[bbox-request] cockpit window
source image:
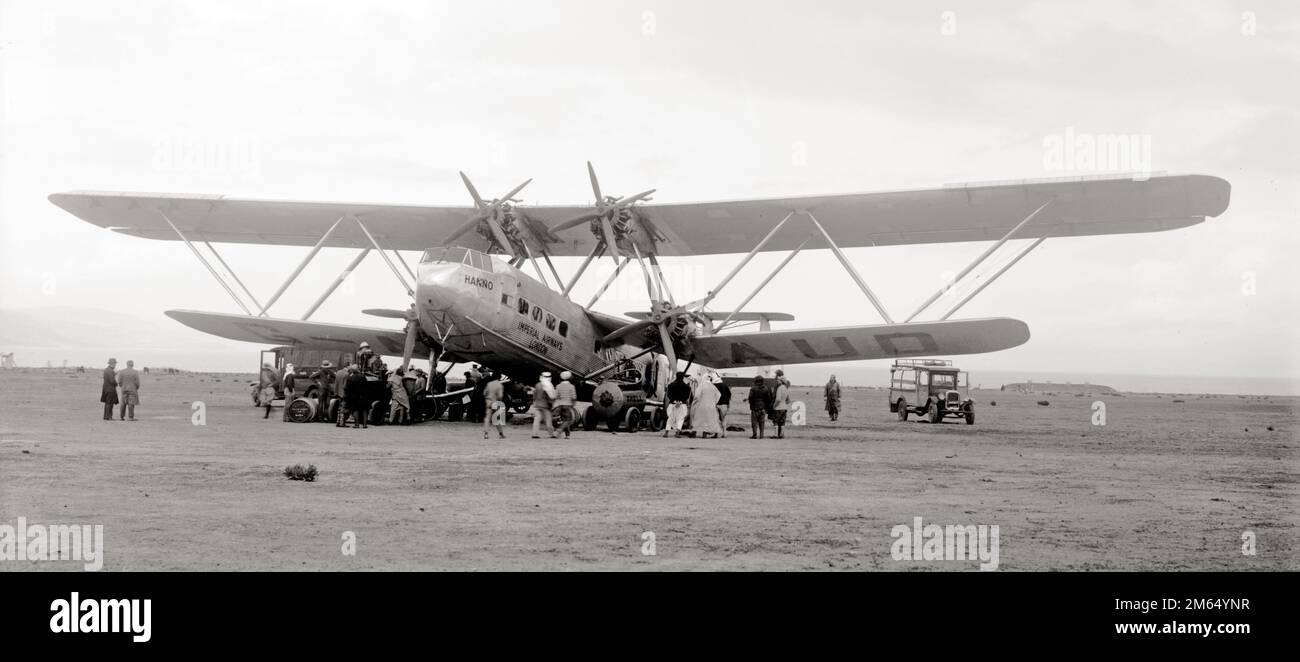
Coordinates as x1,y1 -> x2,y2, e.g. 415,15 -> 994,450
421,247 -> 469,264
461,250 -> 493,273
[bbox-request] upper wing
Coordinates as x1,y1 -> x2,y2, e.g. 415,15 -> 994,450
687,318 -> 1030,369
49,173 -> 1229,255
164,309 -> 449,358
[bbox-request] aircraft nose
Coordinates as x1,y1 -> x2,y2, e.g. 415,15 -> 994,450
415,263 -> 460,311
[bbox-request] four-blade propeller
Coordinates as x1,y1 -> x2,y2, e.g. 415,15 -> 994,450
549,162 -> 655,260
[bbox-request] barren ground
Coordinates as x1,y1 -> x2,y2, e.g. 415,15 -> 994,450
1,369 -> 1295,571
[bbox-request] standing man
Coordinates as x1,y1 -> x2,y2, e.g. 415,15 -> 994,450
713,374 -> 732,438
117,360 -> 141,421
258,364 -> 279,416
745,375 -> 772,439
824,374 -> 842,422
482,371 -> 506,439
771,371 -> 791,439
387,367 -> 411,424
311,360 -> 337,421
688,373 -> 722,438
340,363 -> 369,428
530,372 -> 557,439
282,364 -> 297,421
663,372 -> 692,438
554,371 -> 577,439
100,358 -> 119,421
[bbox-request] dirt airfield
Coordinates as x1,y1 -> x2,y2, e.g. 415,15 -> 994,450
1,368 -> 1295,571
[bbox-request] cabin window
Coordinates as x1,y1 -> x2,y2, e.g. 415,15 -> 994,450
545,313 -> 557,331
517,298 -> 529,315
500,293 -> 511,307
531,306 -> 544,323
558,321 -> 568,337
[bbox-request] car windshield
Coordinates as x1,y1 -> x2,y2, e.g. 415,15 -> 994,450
931,373 -> 957,389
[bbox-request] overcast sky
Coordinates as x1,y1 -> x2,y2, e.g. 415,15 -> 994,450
1,0 -> 1297,383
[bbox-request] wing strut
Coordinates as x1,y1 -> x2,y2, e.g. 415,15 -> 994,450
258,215 -> 344,316
805,210 -> 894,324
352,215 -> 414,296
158,210 -> 253,315
715,234 -> 814,332
301,248 -> 370,320
905,200 -> 1054,322
940,233 -> 1051,320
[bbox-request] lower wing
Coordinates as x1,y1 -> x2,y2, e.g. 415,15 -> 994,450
686,318 -> 1029,368
165,310 -> 445,358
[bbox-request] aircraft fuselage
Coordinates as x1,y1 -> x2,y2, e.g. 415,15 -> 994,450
415,246 -> 638,383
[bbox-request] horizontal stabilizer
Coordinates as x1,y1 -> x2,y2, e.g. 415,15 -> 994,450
165,310 -> 442,358
688,318 -> 1029,369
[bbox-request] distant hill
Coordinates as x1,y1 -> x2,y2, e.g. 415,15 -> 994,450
0,306 -> 235,349
1001,381 -> 1118,395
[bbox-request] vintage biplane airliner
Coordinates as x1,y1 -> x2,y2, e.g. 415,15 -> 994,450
49,167 -> 1230,424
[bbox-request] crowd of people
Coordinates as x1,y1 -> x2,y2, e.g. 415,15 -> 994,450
97,343 -> 847,434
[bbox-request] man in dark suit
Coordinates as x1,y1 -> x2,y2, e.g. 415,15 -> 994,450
100,358 -> 119,420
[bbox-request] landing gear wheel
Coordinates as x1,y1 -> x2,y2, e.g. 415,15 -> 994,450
369,402 -> 385,426
897,399 -> 908,421
623,408 -> 642,433
326,398 -> 340,424
927,400 -> 943,424
583,406 -> 599,431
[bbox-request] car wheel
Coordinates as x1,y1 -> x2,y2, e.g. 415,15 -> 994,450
927,400 -> 943,424
624,408 -> 641,433
897,398 -> 908,421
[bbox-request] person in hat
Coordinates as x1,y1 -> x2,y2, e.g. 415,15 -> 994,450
387,367 -> 411,424
688,372 -> 722,438
530,372 -> 557,439
769,370 -> 791,439
117,360 -> 141,421
259,363 -> 279,419
310,361 -> 337,421
482,371 -> 506,439
554,371 -> 577,438
824,374 -> 842,422
100,358 -> 119,420
663,372 -> 691,437
281,363 -> 298,421
340,362 -> 369,428
745,375 -> 772,439
711,373 -> 732,438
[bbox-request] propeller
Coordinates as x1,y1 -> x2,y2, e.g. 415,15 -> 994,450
363,304 -> 420,371
550,162 -> 655,259
442,173 -> 534,256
